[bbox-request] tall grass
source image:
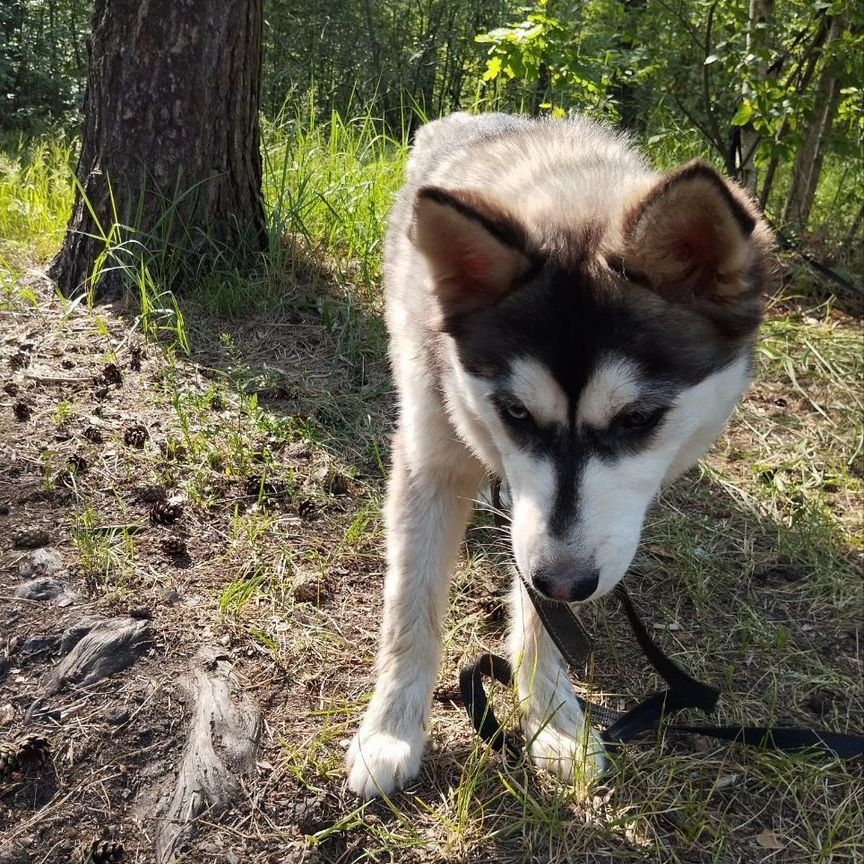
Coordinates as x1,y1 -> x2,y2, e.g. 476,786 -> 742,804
262,105 -> 408,297
0,138 -> 76,261
0,109 -> 408,317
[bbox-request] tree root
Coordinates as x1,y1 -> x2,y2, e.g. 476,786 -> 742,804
43,616 -> 152,694
154,646 -> 262,863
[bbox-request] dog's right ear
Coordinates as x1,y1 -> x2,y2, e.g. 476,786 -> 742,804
411,186 -> 534,325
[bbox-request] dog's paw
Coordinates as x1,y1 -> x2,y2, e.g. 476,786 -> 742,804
346,728 -> 425,798
523,713 -> 607,789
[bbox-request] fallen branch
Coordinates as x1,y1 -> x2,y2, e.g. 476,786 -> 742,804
154,646 -> 262,863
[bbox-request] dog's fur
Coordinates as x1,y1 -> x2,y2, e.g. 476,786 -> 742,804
346,113 -> 777,798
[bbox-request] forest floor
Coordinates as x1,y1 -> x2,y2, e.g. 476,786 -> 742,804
0,259 -> 862,864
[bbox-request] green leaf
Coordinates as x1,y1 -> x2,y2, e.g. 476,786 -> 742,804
482,56 -> 503,82
730,102 -> 754,126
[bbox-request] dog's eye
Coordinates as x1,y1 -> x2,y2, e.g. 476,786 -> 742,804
617,407 -> 665,431
505,402 -> 530,421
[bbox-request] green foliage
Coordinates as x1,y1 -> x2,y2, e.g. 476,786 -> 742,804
0,137 -> 75,260
0,0 -> 90,131
1,0 -> 862,271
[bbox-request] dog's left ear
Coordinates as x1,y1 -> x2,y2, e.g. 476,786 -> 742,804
620,161 -> 766,303
411,186 -> 534,323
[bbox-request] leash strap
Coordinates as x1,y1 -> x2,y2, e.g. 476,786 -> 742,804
462,480 -> 864,762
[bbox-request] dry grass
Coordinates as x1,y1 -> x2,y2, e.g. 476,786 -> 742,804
1,263 -> 861,863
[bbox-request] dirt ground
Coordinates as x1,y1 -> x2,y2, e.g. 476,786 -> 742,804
1,271 -> 862,864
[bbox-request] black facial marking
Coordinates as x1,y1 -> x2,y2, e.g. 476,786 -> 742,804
453,258 -> 756,537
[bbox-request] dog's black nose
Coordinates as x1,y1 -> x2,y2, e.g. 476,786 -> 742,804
532,564 -> 599,603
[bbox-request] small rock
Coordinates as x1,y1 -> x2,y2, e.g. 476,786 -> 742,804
103,707 -> 130,726
14,578 -> 64,602
18,547 -> 63,578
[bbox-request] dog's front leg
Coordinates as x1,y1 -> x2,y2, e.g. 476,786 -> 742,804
510,575 -> 607,788
347,437 -> 481,798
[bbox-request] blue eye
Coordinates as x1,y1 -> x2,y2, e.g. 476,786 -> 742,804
505,402 -> 530,421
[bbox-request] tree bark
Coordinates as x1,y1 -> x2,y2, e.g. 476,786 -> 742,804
49,0 -> 266,298
614,0 -> 647,133
782,15 -> 846,231
738,0 -> 775,193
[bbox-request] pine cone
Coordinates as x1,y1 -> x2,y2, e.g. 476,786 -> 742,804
160,535 -> 188,557
12,526 -> 50,549
16,734 -> 50,769
68,454 -> 88,474
0,740 -> 18,778
245,475 -> 286,500
75,839 -> 125,864
3,381 -> 19,396
160,440 -> 187,461
297,499 -> 317,520
13,401 -> 31,421
62,358 -> 76,370
83,425 -> 104,444
101,363 -> 122,386
123,424 -> 148,448
137,483 -> 167,504
8,350 -> 30,370
0,734 -> 50,778
150,497 -> 183,525
129,346 -> 144,372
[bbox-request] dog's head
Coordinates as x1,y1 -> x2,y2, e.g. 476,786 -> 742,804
411,162 -> 776,603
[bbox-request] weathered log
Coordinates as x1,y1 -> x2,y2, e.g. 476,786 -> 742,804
42,617 -> 152,694
154,646 -> 261,863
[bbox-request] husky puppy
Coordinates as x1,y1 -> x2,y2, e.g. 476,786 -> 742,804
346,113 -> 776,798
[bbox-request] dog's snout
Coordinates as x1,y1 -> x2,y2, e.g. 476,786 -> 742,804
531,561 -> 599,603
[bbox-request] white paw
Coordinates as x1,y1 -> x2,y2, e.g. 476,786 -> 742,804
346,728 -> 425,798
523,712 -> 607,789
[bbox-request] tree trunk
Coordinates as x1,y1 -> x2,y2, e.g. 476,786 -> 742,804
49,0 -> 265,298
614,0 -> 648,133
781,15 -> 845,231
757,17 -> 829,208
738,0 -> 775,193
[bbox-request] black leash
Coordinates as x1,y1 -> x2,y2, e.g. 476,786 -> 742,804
460,480 -> 864,765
